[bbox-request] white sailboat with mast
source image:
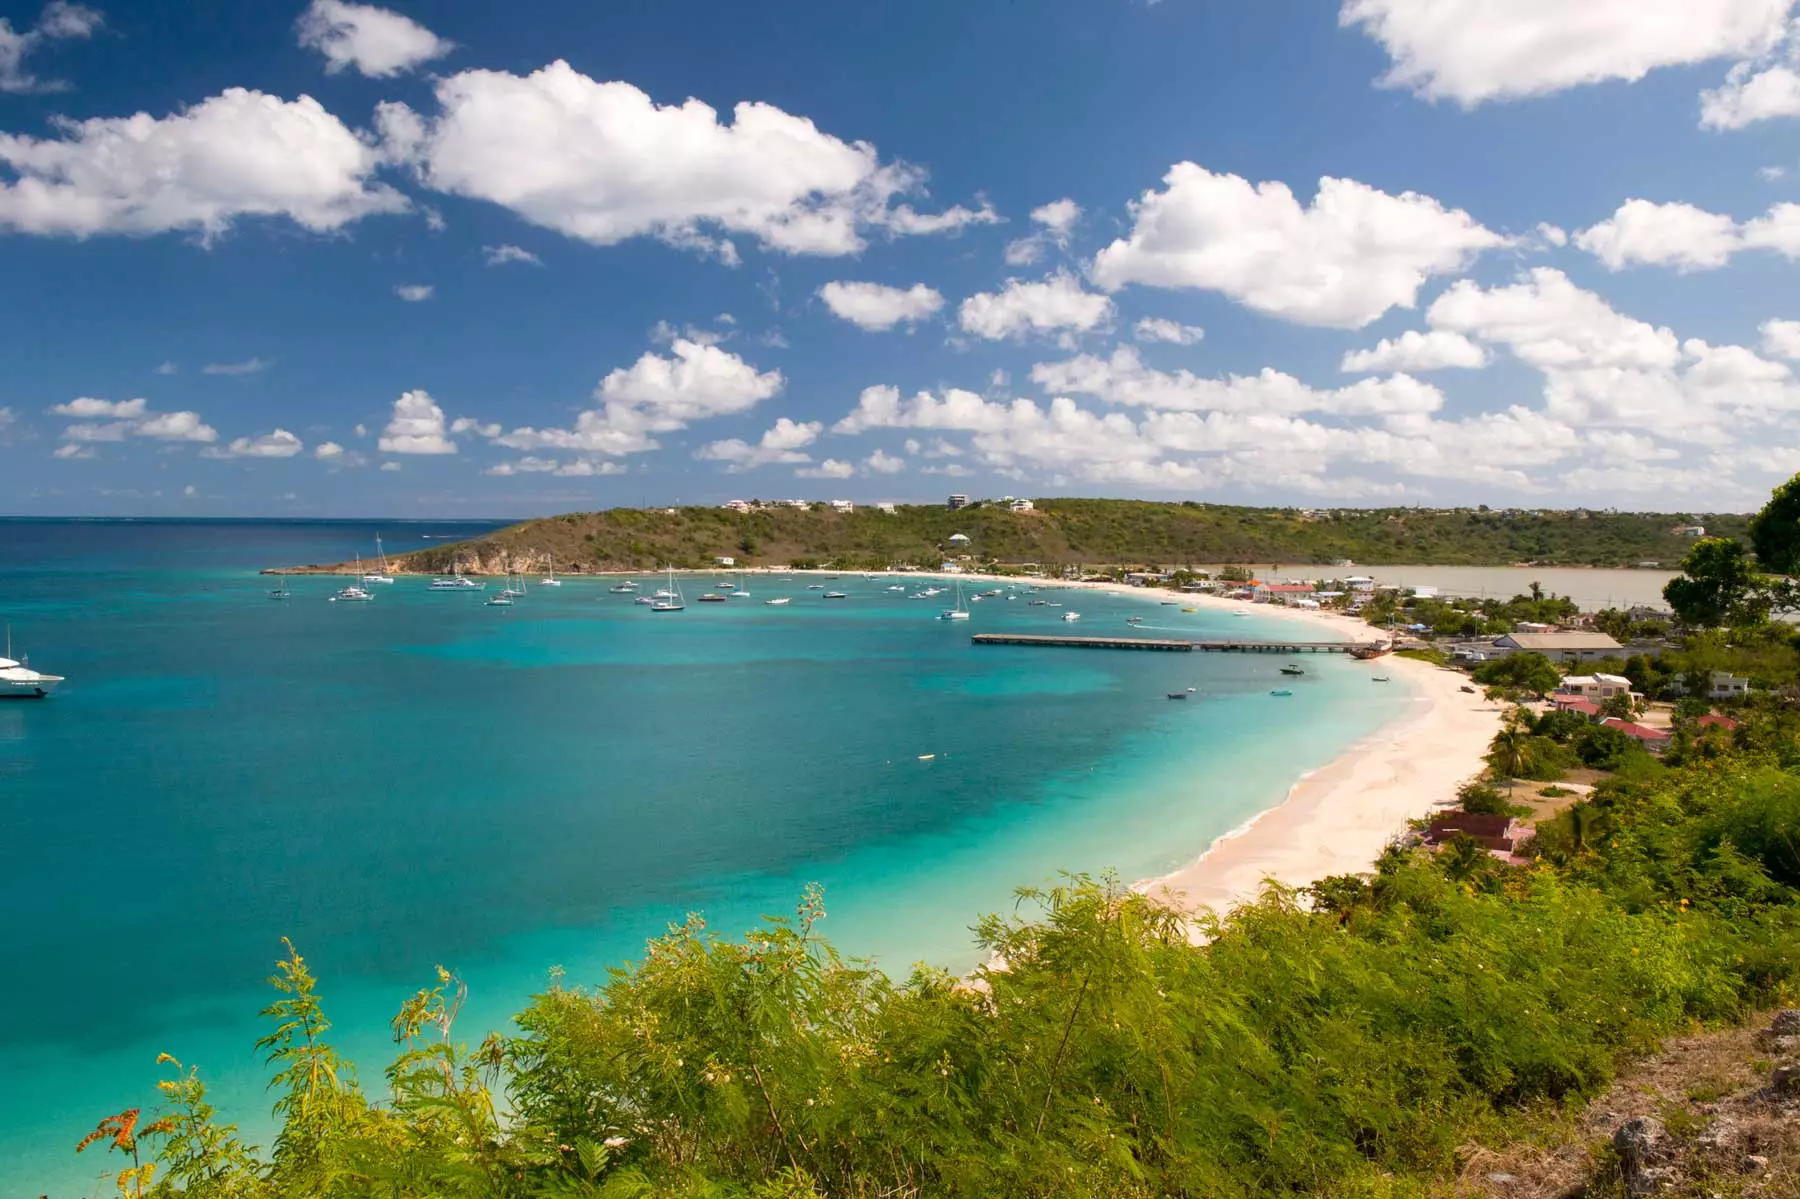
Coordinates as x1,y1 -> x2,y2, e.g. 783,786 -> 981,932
650,565 -> 685,612
539,553 -> 562,587
362,535 -> 395,585
939,578 -> 970,621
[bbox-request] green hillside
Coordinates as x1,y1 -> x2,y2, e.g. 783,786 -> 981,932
353,499 -> 1750,575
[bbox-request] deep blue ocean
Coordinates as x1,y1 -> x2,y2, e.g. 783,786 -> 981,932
0,519 -> 1409,1195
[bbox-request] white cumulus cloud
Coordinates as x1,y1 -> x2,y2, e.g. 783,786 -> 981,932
1574,199 -> 1745,270
205,429 -> 304,458
0,1 -> 102,94
1340,330 -> 1489,373
314,441 -> 345,460
864,448 -> 906,474
1703,61 -> 1800,128
482,243 -> 541,266
817,281 -> 944,331
1762,318 -> 1800,358
796,458 -> 855,479
1340,0 -> 1793,106
958,273 -> 1114,341
297,0 -> 452,78
1090,163 -> 1503,328
48,396 -> 218,446
379,389 -> 456,454
497,339 -> 782,457
201,357 -> 271,376
1005,198 -> 1082,265
386,60 -> 989,260
394,283 -> 434,302
0,88 -> 409,240
696,416 -> 822,471
1132,317 -> 1205,345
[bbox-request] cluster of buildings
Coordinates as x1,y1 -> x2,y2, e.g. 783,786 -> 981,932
718,499 -> 894,514
717,494 -> 1032,515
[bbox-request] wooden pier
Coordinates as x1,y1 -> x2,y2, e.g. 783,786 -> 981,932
971,633 -> 1381,654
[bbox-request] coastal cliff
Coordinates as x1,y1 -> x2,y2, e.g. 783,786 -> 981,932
271,498 -> 1751,575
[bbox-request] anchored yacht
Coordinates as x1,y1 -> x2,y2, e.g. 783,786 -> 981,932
1,630 -> 62,698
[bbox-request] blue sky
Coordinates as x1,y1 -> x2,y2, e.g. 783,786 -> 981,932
2,0 -> 1800,516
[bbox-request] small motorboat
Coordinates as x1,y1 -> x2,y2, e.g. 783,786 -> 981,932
1270,689 -> 1294,697
609,581 -> 639,594
486,595 -> 514,607
765,597 -> 791,606
1161,601 -> 1179,606
1029,600 -> 1048,606
823,591 -> 848,599
1372,676 -> 1391,683
807,584 -> 826,590
1280,665 -> 1305,677
634,595 -> 655,605
697,594 -> 727,603
1062,612 -> 1081,622
1166,692 -> 1189,700
1181,607 -> 1197,613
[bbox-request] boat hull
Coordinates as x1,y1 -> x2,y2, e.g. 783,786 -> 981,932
1,675 -> 62,698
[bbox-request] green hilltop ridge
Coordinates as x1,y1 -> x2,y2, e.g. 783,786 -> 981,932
314,499 -> 1751,575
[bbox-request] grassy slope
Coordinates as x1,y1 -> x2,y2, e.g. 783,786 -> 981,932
350,500 -> 1749,575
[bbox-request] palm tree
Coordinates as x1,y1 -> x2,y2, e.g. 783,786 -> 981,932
1441,835 -> 1490,882
1489,718 -> 1533,798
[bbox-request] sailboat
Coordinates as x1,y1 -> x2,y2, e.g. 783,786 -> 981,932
539,554 -> 562,588
939,578 -> 970,621
268,572 -> 291,600
1,627 -> 63,698
731,569 -> 750,599
362,536 -> 395,585
650,566 -> 685,612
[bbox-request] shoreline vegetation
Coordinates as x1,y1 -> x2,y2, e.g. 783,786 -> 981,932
266,498 -> 1751,576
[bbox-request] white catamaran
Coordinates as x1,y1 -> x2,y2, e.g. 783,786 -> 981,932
539,554 -> 563,587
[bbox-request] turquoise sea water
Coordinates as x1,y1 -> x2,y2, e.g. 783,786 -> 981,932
0,520 -> 1410,1195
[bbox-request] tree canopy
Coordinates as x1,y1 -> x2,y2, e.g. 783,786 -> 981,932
1749,470 -> 1800,576
1663,538 -> 1773,628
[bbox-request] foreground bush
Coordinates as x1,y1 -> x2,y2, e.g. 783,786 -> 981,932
76,746 -> 1800,1198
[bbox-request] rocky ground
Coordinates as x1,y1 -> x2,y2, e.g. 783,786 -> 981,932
1453,1011 -> 1800,1197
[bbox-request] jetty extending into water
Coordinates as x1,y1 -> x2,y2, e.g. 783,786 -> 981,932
970,634 -> 1385,654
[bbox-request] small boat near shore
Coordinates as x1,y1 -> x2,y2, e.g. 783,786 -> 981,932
1372,676 -> 1391,683
823,591 -> 848,600
609,581 -> 639,594
1280,664 -> 1305,677
1270,689 -> 1294,697
765,597 -> 791,606
1062,611 -> 1081,622
697,594 -> 727,603
330,583 -> 373,603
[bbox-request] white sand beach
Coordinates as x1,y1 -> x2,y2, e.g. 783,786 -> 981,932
886,571 -> 1504,915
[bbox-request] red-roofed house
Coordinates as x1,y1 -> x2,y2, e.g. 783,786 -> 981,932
1695,714 -> 1740,733
1255,582 -> 1317,606
1601,718 -> 1672,752
1552,696 -> 1603,719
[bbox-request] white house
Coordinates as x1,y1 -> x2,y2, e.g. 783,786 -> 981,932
946,494 -> 970,510
1557,674 -> 1633,701
720,500 -> 752,513
1672,524 -> 1707,538
1710,672 -> 1751,700
831,500 -> 855,512
1491,631 -> 1623,663
875,502 -> 897,514
1009,498 -> 1035,512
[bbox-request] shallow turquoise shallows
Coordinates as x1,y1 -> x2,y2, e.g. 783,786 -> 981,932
0,519 -> 1409,1194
